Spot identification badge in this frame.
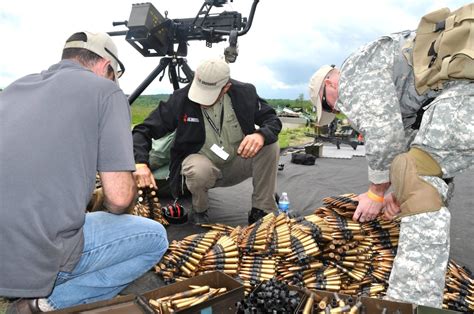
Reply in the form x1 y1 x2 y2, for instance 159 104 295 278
210 144 229 160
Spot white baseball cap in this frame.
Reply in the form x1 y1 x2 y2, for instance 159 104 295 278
189 57 230 106
309 65 337 126
64 31 125 81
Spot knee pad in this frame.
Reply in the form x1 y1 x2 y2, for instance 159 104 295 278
390 153 443 217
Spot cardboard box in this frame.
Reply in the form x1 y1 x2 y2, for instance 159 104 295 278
51 271 243 313
361 296 415 314
295 289 416 314
143 271 243 313
50 295 142 314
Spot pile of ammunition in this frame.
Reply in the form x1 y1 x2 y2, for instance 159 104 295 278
156 231 222 282
148 285 227 313
154 193 473 312
444 260 474 312
130 187 168 226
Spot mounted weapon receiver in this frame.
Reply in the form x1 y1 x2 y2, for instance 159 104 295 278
109 0 260 104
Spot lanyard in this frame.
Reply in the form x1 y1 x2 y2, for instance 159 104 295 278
203 102 224 137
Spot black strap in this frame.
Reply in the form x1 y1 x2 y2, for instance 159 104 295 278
412 97 435 130
203 102 224 137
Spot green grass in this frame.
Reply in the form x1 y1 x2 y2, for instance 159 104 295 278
278 127 314 149
0 298 8 313
131 105 155 126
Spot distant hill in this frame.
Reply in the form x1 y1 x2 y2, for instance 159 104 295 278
131 94 312 110
131 94 170 107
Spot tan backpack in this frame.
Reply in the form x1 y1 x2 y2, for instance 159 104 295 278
413 3 474 94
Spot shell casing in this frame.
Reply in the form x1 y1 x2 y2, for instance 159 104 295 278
303 293 315 314
288 261 323 272
179 264 193 276
329 305 351 313
207 251 239 258
239 273 273 281
202 257 240 264
240 266 276 274
166 285 210 302
240 264 275 270
201 264 238 270
323 267 339 277
307 283 341 291
318 296 329 310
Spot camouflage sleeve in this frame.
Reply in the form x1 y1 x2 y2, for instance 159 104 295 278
337 36 408 184
412 80 474 178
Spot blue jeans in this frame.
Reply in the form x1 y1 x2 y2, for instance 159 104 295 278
47 212 168 309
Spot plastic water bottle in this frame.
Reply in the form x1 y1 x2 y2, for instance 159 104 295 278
278 192 290 214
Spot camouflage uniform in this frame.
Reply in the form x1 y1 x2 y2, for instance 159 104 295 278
336 31 474 307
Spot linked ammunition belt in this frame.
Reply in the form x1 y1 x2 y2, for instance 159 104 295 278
130 187 168 226
153 193 473 312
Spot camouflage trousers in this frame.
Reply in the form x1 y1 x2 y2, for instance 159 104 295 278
385 176 451 308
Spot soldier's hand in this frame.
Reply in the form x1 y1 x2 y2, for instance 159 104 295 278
353 192 383 223
133 164 157 189
238 133 264 159
382 192 400 220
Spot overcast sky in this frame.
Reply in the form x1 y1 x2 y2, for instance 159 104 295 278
0 0 469 99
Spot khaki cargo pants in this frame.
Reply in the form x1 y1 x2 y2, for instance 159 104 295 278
181 142 280 213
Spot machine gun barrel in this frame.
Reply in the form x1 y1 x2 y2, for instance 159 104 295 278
200 0 259 36
305 133 359 150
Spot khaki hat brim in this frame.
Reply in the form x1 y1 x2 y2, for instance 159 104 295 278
188 80 225 106
309 65 336 126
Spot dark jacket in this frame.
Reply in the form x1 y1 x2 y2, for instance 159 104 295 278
133 79 282 197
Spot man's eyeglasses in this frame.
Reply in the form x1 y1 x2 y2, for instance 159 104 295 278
105 47 125 78
321 84 335 113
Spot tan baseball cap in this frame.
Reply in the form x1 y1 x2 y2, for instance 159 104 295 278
189 57 230 106
64 31 125 81
309 65 336 126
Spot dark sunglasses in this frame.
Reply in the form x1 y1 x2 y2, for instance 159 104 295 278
321 84 335 113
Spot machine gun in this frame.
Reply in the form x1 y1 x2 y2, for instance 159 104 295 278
109 0 260 104
305 119 359 150
308 134 359 150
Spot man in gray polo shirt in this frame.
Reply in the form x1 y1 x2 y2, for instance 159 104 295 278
0 31 168 312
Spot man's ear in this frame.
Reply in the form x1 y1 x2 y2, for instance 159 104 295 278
223 82 232 93
324 78 332 88
90 59 111 78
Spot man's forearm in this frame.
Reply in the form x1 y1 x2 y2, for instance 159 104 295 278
100 171 137 214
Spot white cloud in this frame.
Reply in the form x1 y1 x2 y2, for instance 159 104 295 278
0 0 469 99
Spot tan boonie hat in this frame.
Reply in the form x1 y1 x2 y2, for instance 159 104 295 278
309 65 336 126
64 31 124 81
189 57 230 106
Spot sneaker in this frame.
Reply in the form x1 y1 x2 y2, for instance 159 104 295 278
189 210 209 225
6 299 41 314
248 207 268 225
